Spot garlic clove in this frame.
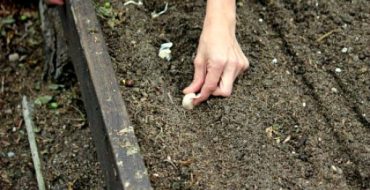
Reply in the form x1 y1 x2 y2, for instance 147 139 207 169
182 93 198 110
158 42 173 61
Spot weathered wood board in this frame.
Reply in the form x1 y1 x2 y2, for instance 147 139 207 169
58 0 152 189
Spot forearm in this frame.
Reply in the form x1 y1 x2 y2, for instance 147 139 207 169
204 0 236 32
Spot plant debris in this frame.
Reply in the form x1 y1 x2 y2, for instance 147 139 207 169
124 0 143 6
151 2 169 18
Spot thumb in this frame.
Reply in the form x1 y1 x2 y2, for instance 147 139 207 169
183 56 206 94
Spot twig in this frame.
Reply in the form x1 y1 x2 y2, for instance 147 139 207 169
124 0 143 6
38 0 46 33
22 96 46 190
70 105 86 119
167 92 174 104
151 2 168 18
316 29 340 43
1 76 4 94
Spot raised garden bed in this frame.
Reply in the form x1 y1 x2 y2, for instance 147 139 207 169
96 0 369 189
6 0 367 189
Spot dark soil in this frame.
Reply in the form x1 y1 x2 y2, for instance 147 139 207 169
99 0 370 189
0 2 104 189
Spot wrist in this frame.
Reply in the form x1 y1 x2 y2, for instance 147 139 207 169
204 0 236 33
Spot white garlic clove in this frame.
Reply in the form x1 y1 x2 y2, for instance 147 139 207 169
158 49 171 61
182 93 198 110
158 42 173 61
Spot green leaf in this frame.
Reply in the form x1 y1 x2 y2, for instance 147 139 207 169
34 81 41 91
104 2 111 8
33 127 41 133
1 16 15 25
48 84 64 90
34 95 53 106
97 6 113 18
20 15 28 21
49 102 58 109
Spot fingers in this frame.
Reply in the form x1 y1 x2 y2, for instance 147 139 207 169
193 59 225 105
212 65 236 97
183 56 206 94
46 0 64 5
213 49 249 97
184 38 250 106
238 46 250 74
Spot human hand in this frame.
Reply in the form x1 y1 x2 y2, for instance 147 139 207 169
46 0 64 5
183 3 249 105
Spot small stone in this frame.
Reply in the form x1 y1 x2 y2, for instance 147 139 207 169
352 55 359 62
122 79 134 87
272 58 278 64
19 55 27 61
7 152 15 158
359 67 368 73
303 102 306 107
331 87 338 93
126 80 134 87
4 109 12 114
283 135 291 144
331 165 343 174
335 68 342 73
258 18 263 23
8 53 19 62
341 47 348 53
341 14 353 23
140 97 147 102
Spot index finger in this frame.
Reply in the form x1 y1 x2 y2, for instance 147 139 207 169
193 63 224 105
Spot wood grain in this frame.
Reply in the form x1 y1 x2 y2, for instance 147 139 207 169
58 0 152 189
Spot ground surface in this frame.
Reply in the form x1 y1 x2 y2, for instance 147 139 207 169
0 2 104 189
99 0 370 189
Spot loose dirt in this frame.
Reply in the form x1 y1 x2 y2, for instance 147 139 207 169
0 1 104 189
98 0 369 189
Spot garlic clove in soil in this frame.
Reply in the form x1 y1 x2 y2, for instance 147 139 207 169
158 42 173 61
182 93 199 110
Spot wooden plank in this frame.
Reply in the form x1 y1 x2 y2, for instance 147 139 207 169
57 0 152 189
